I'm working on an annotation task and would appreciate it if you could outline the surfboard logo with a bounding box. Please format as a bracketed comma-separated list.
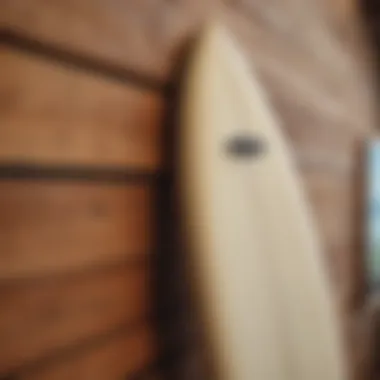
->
[226, 134, 266, 159]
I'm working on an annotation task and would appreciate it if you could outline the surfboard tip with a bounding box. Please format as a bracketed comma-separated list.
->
[201, 21, 231, 47]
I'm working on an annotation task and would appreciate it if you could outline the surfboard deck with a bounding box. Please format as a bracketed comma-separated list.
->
[180, 24, 346, 380]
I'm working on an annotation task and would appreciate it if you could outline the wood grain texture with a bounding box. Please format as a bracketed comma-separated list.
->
[0, 264, 151, 374]
[303, 171, 354, 305]
[0, 0, 372, 125]
[304, 171, 353, 252]
[265, 76, 357, 173]
[20, 325, 156, 380]
[0, 1, 373, 157]
[224, 7, 375, 134]
[0, 48, 163, 169]
[0, 0, 217, 81]
[225, 0, 358, 61]
[266, 87, 366, 178]
[321, 0, 360, 37]
[0, 181, 153, 278]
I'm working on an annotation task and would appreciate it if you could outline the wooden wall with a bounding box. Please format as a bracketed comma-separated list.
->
[0, 0, 376, 379]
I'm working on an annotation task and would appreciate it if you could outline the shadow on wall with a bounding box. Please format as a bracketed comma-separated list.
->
[153, 35, 209, 380]
[360, 0, 380, 91]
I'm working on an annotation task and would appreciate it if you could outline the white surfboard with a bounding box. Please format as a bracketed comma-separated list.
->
[180, 24, 346, 380]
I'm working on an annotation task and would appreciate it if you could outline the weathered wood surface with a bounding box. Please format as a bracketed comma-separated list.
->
[0, 181, 153, 278]
[20, 325, 156, 380]
[0, 264, 151, 374]
[0, 1, 373, 167]
[0, 0, 376, 379]
[0, 48, 164, 169]
[0, 0, 216, 81]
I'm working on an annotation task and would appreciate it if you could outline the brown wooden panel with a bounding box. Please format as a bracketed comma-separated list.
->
[322, 0, 359, 30]
[303, 170, 353, 249]
[0, 2, 373, 134]
[0, 181, 153, 278]
[0, 264, 151, 373]
[1, 1, 374, 132]
[224, 6, 375, 132]
[226, 0, 358, 59]
[0, 0, 216, 81]
[302, 170, 354, 300]
[263, 70, 357, 172]
[0, 48, 163, 168]
[20, 325, 156, 380]
[0, 0, 361, 88]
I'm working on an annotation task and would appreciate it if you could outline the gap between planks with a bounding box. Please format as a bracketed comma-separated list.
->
[5, 321, 155, 379]
[0, 29, 166, 94]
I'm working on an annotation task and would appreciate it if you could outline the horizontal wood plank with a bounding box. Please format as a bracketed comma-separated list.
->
[0, 1, 373, 133]
[0, 48, 163, 168]
[20, 325, 156, 380]
[0, 264, 151, 374]
[0, 3, 373, 139]
[226, 0, 358, 63]
[0, 181, 153, 278]
[0, 0, 216, 81]
[224, 7, 375, 132]
[0, 0, 365, 90]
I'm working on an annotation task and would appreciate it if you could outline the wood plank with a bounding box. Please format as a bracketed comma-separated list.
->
[262, 71, 357, 172]
[302, 170, 354, 302]
[303, 171, 353, 250]
[321, 0, 359, 31]
[0, 0, 217, 81]
[0, 48, 163, 169]
[0, 181, 153, 278]
[20, 325, 156, 380]
[0, 0, 365, 90]
[224, 8, 375, 132]
[0, 2, 373, 133]
[0, 264, 151, 374]
[226, 0, 358, 60]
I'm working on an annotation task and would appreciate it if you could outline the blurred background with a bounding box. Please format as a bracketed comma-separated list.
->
[0, 0, 379, 379]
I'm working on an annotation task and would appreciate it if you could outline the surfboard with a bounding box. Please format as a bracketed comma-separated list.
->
[180, 24, 346, 380]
